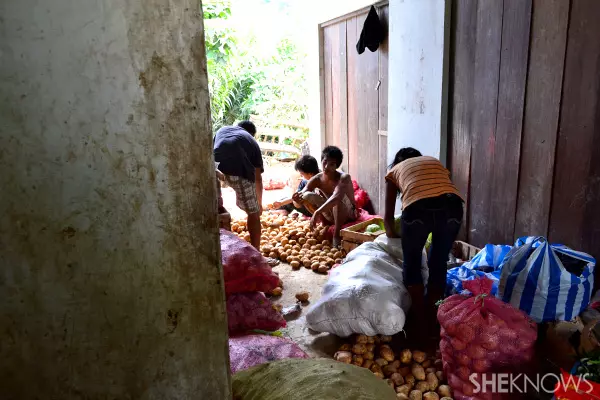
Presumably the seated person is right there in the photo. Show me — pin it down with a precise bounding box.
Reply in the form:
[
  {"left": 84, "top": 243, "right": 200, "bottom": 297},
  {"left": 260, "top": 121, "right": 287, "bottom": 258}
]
[
  {"left": 292, "top": 146, "right": 358, "bottom": 247},
  {"left": 267, "top": 155, "right": 320, "bottom": 217}
]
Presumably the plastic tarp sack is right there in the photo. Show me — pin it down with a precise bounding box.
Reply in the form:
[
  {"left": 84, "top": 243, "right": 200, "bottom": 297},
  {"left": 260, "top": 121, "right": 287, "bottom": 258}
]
[
  {"left": 227, "top": 292, "right": 286, "bottom": 333},
  {"left": 446, "top": 244, "right": 512, "bottom": 297},
  {"left": 232, "top": 358, "right": 398, "bottom": 400},
  {"left": 438, "top": 278, "right": 538, "bottom": 400},
  {"left": 229, "top": 334, "right": 308, "bottom": 374},
  {"left": 305, "top": 235, "right": 427, "bottom": 336},
  {"left": 498, "top": 236, "right": 596, "bottom": 323},
  {"left": 220, "top": 229, "right": 280, "bottom": 295}
]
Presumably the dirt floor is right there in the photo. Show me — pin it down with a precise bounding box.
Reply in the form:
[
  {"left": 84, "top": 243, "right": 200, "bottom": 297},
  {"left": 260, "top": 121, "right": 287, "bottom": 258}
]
[
  {"left": 222, "top": 161, "right": 343, "bottom": 358},
  {"left": 268, "top": 262, "right": 343, "bottom": 358}
]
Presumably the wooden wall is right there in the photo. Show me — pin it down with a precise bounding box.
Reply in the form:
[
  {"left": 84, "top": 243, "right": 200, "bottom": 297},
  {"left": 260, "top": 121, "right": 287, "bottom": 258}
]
[
  {"left": 449, "top": 0, "right": 600, "bottom": 259},
  {"left": 320, "top": 2, "right": 389, "bottom": 213}
]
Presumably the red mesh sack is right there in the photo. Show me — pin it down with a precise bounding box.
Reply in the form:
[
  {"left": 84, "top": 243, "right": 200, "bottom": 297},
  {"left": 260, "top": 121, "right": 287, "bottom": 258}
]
[
  {"left": 354, "top": 189, "right": 370, "bottom": 210},
  {"left": 220, "top": 229, "right": 279, "bottom": 295},
  {"left": 226, "top": 292, "right": 286, "bottom": 333},
  {"left": 437, "top": 277, "right": 537, "bottom": 400},
  {"left": 229, "top": 334, "right": 308, "bottom": 373}
]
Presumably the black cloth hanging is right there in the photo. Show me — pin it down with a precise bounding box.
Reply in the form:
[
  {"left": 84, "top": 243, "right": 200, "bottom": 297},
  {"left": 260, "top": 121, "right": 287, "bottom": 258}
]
[{"left": 356, "top": 5, "right": 384, "bottom": 54}]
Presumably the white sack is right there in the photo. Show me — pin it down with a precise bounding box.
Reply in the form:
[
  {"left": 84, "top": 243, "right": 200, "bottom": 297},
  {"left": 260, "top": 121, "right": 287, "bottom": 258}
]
[{"left": 306, "top": 236, "right": 427, "bottom": 337}]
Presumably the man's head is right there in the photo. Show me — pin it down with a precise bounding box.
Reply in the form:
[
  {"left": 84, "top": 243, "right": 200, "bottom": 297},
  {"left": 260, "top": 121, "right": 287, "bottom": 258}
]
[
  {"left": 237, "top": 120, "right": 257, "bottom": 136},
  {"left": 390, "top": 147, "right": 422, "bottom": 168},
  {"left": 294, "top": 155, "right": 320, "bottom": 180},
  {"left": 321, "top": 146, "right": 343, "bottom": 173}
]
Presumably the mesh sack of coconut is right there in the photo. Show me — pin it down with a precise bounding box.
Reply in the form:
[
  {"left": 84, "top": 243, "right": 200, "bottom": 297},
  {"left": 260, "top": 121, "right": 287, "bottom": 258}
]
[{"left": 232, "top": 358, "right": 397, "bottom": 400}]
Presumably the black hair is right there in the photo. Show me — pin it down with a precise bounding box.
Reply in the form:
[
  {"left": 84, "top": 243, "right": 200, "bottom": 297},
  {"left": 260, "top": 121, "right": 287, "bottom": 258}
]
[
  {"left": 389, "top": 147, "right": 422, "bottom": 168},
  {"left": 294, "top": 155, "right": 320, "bottom": 175},
  {"left": 237, "top": 120, "right": 257, "bottom": 136},
  {"left": 321, "top": 146, "right": 344, "bottom": 168}
]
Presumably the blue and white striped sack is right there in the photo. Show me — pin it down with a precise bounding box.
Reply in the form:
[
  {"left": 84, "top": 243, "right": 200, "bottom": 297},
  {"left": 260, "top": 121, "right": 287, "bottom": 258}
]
[
  {"left": 498, "top": 236, "right": 596, "bottom": 323},
  {"left": 446, "top": 244, "right": 512, "bottom": 296}
]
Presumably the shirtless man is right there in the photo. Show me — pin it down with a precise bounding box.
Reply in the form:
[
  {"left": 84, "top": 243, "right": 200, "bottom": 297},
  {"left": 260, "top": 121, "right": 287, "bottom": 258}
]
[{"left": 292, "top": 146, "right": 358, "bottom": 247}]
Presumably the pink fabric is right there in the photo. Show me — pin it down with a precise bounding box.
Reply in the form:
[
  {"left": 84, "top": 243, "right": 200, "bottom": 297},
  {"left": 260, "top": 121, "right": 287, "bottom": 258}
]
[
  {"left": 227, "top": 292, "right": 286, "bottom": 334},
  {"left": 220, "top": 229, "right": 280, "bottom": 295},
  {"left": 229, "top": 334, "right": 309, "bottom": 373}
]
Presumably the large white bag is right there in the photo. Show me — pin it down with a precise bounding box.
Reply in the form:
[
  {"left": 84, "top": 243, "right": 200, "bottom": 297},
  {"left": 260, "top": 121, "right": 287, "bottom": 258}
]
[{"left": 305, "top": 236, "right": 426, "bottom": 337}]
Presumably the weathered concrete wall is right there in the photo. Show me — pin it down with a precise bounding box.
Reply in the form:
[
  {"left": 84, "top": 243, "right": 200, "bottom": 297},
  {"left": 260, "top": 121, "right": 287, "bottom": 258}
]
[{"left": 0, "top": 0, "right": 231, "bottom": 398}]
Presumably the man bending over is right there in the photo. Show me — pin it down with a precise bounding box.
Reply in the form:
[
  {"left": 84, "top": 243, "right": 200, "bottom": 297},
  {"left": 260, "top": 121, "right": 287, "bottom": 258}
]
[
  {"left": 214, "top": 120, "right": 263, "bottom": 249},
  {"left": 292, "top": 146, "right": 357, "bottom": 247}
]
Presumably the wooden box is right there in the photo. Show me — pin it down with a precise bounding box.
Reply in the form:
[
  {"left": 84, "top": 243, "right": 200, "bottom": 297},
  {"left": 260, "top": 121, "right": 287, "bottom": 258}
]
[
  {"left": 452, "top": 240, "right": 481, "bottom": 260},
  {"left": 340, "top": 217, "right": 385, "bottom": 253}
]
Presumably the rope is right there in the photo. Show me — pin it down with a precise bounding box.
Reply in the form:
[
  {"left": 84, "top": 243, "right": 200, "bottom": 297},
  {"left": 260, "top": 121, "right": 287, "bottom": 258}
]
[{"left": 474, "top": 293, "right": 488, "bottom": 307}]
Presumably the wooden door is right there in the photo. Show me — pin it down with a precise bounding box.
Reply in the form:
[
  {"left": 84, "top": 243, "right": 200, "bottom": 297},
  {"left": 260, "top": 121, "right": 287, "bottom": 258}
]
[{"left": 320, "top": 2, "right": 389, "bottom": 214}]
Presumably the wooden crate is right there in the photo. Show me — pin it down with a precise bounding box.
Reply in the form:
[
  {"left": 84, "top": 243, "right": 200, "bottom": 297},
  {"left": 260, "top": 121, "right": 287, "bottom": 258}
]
[
  {"left": 447, "top": 240, "right": 481, "bottom": 269},
  {"left": 341, "top": 240, "right": 360, "bottom": 253},
  {"left": 340, "top": 217, "right": 385, "bottom": 252}
]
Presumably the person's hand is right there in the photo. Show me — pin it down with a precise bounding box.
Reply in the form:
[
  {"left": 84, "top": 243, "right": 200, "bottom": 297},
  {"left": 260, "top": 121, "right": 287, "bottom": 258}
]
[
  {"left": 386, "top": 228, "right": 400, "bottom": 239},
  {"left": 310, "top": 210, "right": 322, "bottom": 229},
  {"left": 292, "top": 192, "right": 302, "bottom": 203},
  {"left": 272, "top": 201, "right": 281, "bottom": 209}
]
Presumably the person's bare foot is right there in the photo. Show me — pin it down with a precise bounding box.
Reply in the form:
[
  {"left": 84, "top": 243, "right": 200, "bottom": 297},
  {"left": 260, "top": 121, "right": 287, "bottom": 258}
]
[{"left": 333, "top": 236, "right": 341, "bottom": 248}]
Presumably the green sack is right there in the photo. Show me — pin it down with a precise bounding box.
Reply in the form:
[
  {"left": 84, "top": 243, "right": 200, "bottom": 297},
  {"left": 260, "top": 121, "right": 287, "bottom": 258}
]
[{"left": 232, "top": 358, "right": 397, "bottom": 400}]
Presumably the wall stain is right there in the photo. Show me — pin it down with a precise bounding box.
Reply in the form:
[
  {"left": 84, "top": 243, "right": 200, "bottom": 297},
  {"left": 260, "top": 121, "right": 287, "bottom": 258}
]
[
  {"left": 166, "top": 309, "right": 180, "bottom": 333},
  {"left": 61, "top": 226, "right": 77, "bottom": 238}
]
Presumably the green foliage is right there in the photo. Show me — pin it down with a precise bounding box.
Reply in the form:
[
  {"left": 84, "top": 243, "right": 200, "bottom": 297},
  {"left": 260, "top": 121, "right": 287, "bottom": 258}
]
[
  {"left": 209, "top": 68, "right": 255, "bottom": 132},
  {"left": 203, "top": 0, "right": 308, "bottom": 136}
]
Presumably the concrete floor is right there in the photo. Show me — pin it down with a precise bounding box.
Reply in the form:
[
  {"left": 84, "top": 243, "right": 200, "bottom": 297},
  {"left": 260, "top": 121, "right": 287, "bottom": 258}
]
[{"left": 269, "top": 262, "right": 344, "bottom": 358}]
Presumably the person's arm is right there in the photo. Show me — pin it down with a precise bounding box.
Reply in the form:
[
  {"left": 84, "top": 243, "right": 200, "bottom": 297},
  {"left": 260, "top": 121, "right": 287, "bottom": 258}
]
[
  {"left": 215, "top": 169, "right": 225, "bottom": 181},
  {"left": 310, "top": 175, "right": 351, "bottom": 227},
  {"left": 255, "top": 168, "right": 263, "bottom": 213},
  {"left": 384, "top": 181, "right": 399, "bottom": 238},
  {"left": 292, "top": 174, "right": 319, "bottom": 203},
  {"left": 268, "top": 198, "right": 293, "bottom": 210}
]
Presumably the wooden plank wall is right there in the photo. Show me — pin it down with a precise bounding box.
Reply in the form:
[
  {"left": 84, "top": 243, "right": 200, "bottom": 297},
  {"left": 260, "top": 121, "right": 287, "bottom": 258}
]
[
  {"left": 449, "top": 0, "right": 600, "bottom": 261},
  {"left": 321, "top": 3, "right": 389, "bottom": 213}
]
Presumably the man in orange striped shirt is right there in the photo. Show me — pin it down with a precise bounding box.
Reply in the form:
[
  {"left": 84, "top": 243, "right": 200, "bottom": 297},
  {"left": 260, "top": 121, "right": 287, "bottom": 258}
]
[{"left": 384, "top": 147, "right": 464, "bottom": 345}]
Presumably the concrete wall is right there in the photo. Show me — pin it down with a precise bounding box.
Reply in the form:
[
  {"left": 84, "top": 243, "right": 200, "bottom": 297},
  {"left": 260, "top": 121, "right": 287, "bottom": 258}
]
[
  {"left": 0, "top": 0, "right": 231, "bottom": 398},
  {"left": 387, "top": 0, "right": 451, "bottom": 166}
]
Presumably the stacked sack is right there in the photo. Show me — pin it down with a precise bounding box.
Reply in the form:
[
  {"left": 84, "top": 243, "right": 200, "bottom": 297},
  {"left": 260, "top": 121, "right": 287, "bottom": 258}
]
[{"left": 220, "top": 229, "right": 286, "bottom": 333}]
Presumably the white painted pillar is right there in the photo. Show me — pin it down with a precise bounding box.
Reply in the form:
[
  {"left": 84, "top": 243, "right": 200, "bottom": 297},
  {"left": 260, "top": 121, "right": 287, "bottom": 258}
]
[{"left": 387, "top": 0, "right": 452, "bottom": 166}]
